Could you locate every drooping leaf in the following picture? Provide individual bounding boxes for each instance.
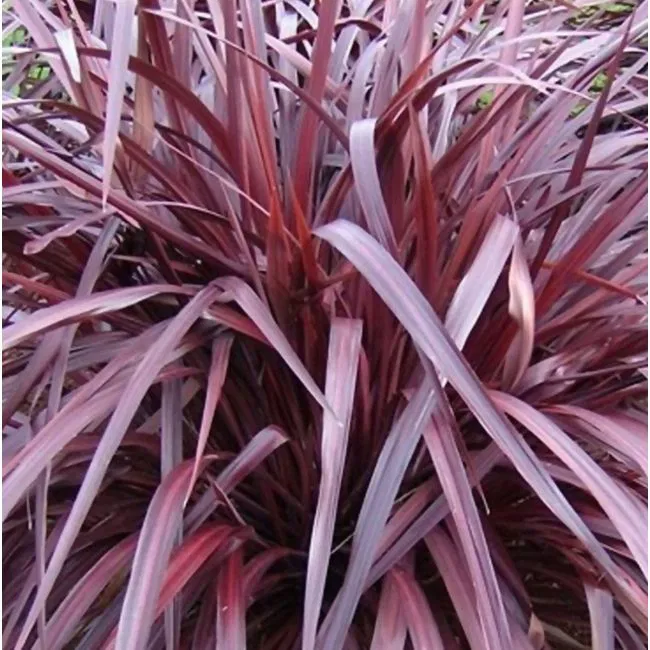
[14,287,221,650]
[492,391,648,578]
[214,277,334,418]
[2,3,646,648]
[3,285,195,351]
[315,220,638,601]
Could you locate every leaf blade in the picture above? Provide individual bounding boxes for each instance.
[303,318,363,650]
[102,0,137,206]
[318,381,436,650]
[315,220,635,604]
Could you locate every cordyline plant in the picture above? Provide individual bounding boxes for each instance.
[2,0,648,648]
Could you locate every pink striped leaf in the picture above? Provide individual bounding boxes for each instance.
[315,220,638,604]
[303,318,363,650]
[216,546,246,650]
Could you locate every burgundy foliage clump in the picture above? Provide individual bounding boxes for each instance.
[2,0,647,648]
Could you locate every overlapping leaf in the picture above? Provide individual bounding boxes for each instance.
[2,1,646,648]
